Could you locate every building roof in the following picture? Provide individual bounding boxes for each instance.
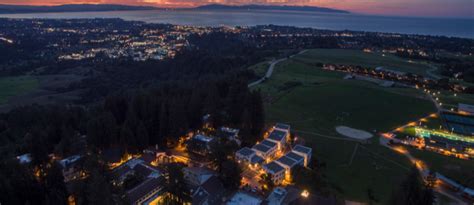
[126,177,163,204]
[286,152,305,162]
[194,175,225,205]
[16,153,32,164]
[268,130,287,142]
[276,155,298,168]
[194,134,213,143]
[184,167,215,186]
[260,139,277,149]
[236,147,255,157]
[59,155,82,169]
[227,191,263,205]
[293,145,312,155]
[267,187,288,205]
[253,143,273,154]
[263,161,285,174]
[459,103,474,114]
[250,155,264,165]
[275,123,291,131]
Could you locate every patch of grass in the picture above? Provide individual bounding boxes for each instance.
[295,49,433,76]
[408,147,474,189]
[248,61,270,78]
[0,76,38,104]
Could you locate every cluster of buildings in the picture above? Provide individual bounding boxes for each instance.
[236,123,312,185]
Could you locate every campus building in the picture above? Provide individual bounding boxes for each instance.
[267,129,289,150]
[292,145,312,167]
[262,161,286,185]
[235,147,265,168]
[252,139,278,160]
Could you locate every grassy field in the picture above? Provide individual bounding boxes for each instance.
[253,49,438,203]
[0,76,38,104]
[295,49,434,76]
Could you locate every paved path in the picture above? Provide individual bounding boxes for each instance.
[248,50,307,88]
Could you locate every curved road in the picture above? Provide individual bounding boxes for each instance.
[248,50,307,88]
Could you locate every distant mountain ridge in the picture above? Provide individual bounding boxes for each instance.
[0,3,349,14]
[0,4,158,14]
[195,4,350,14]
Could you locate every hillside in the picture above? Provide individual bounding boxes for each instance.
[195,4,350,13]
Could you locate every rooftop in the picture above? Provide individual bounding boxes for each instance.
[236,147,255,157]
[126,177,163,204]
[253,143,273,154]
[276,155,298,168]
[286,152,305,162]
[260,139,277,149]
[268,130,287,142]
[250,155,265,165]
[293,145,312,155]
[227,191,262,205]
[263,161,285,174]
[194,134,213,143]
[275,123,290,131]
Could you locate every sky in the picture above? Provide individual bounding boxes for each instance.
[0,0,473,17]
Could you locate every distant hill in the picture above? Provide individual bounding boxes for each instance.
[0,4,158,14]
[195,4,350,14]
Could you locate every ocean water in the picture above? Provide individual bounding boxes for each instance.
[1,9,473,39]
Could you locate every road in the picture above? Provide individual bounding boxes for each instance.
[248,50,307,88]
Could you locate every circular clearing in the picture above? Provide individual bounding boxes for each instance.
[336,126,373,140]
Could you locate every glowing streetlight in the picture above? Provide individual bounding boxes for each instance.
[301,190,310,198]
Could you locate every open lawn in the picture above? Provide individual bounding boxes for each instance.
[253,49,438,203]
[0,76,38,104]
[295,49,433,76]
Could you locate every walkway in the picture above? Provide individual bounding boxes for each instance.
[248,50,307,88]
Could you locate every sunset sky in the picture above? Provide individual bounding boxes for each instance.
[0,0,473,17]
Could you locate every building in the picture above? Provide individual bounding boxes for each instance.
[266,187,288,205]
[192,175,226,205]
[187,134,214,155]
[227,191,263,205]
[285,152,305,167]
[274,123,291,132]
[58,155,82,182]
[262,161,286,185]
[236,147,256,163]
[252,141,278,160]
[16,153,32,164]
[459,103,474,115]
[275,155,298,172]
[218,127,241,145]
[267,130,289,150]
[183,166,215,186]
[441,111,474,136]
[292,145,312,167]
[112,158,164,205]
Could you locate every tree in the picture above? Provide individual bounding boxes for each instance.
[390,166,434,205]
[86,170,114,205]
[164,163,189,203]
[219,160,241,191]
[44,162,68,205]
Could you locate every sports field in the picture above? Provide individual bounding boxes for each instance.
[0,76,38,104]
[252,49,437,203]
